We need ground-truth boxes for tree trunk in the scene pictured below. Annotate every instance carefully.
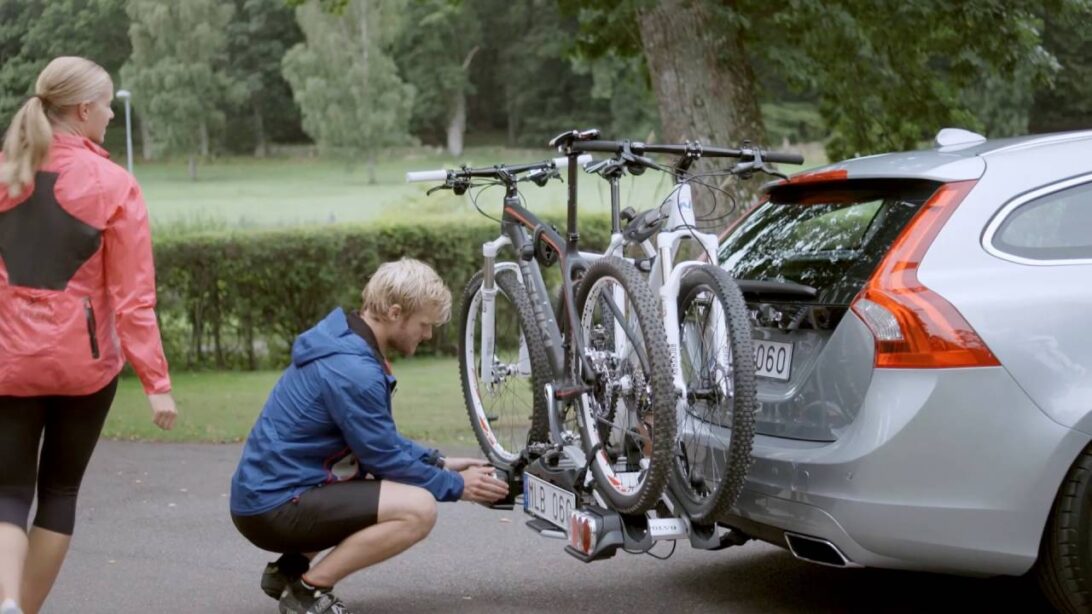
[139,115,154,161]
[188,155,197,181]
[446,46,480,157]
[190,304,203,367]
[505,93,518,147]
[199,119,210,157]
[446,91,467,156]
[244,317,256,371]
[253,110,268,158]
[637,0,765,227]
[367,151,377,185]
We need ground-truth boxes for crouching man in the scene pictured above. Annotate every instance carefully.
[230,258,508,614]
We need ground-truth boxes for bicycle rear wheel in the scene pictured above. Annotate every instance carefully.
[574,257,675,515]
[459,269,551,465]
[670,264,756,523]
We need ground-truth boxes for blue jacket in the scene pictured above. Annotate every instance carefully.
[230,308,464,515]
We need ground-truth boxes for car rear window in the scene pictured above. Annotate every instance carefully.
[718,179,942,305]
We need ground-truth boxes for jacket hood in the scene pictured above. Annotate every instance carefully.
[291,308,373,367]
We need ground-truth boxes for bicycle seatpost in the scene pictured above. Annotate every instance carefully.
[550,128,600,251]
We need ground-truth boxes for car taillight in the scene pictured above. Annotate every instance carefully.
[851,180,1000,369]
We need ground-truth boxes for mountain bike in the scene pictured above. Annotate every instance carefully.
[567,138,803,523]
[407,134,677,515]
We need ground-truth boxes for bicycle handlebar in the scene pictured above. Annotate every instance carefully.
[405,154,593,184]
[570,140,804,165]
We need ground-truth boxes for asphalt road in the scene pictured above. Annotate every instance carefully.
[40,441,1052,613]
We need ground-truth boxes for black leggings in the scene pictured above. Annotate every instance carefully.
[0,378,117,535]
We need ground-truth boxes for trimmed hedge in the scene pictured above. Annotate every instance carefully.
[154,216,612,370]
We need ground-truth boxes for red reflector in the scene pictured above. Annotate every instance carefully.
[782,169,849,185]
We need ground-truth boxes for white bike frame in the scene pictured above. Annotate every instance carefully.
[580,183,729,431]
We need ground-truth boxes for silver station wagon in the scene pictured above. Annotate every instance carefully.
[715,129,1092,613]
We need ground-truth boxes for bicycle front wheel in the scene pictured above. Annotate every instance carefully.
[574,257,675,515]
[459,269,551,466]
[670,264,756,523]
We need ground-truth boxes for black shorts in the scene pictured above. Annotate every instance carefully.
[232,479,382,554]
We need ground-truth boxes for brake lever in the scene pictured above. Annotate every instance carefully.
[619,141,652,176]
[583,158,615,176]
[426,184,450,196]
[729,160,787,180]
[759,163,788,180]
[525,168,560,187]
[730,160,757,179]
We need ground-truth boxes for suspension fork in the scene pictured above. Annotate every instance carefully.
[480,235,512,387]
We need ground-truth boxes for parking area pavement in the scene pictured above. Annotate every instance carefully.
[41,441,1051,613]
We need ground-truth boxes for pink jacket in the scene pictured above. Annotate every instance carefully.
[0,133,171,396]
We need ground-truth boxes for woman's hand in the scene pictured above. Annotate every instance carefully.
[148,393,177,430]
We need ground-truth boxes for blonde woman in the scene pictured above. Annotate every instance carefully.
[230,259,507,614]
[0,57,177,614]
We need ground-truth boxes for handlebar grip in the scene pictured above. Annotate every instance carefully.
[405,169,449,183]
[762,151,805,165]
[553,154,594,169]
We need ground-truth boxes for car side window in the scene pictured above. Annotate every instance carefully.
[993,180,1092,261]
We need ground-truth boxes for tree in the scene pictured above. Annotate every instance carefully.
[121,0,242,179]
[465,0,652,148]
[571,51,660,141]
[0,0,131,125]
[393,0,481,155]
[1029,6,1092,133]
[282,0,414,182]
[226,0,306,156]
[562,0,1082,223]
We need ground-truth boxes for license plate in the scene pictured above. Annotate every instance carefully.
[754,339,793,381]
[523,472,576,530]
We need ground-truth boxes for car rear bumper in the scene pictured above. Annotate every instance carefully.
[719,366,1090,576]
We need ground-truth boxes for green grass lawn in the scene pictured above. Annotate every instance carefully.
[103,357,483,448]
[137,145,825,232]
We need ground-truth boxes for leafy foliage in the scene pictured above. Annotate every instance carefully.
[0,0,130,124]
[154,216,613,369]
[223,0,307,153]
[563,0,1089,158]
[120,0,243,167]
[282,0,415,165]
[392,0,481,145]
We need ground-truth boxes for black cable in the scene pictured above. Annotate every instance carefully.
[680,172,742,223]
[623,539,678,560]
[469,181,504,224]
[645,539,678,560]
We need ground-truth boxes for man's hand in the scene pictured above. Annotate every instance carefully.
[459,465,509,504]
[148,393,177,430]
[443,457,490,472]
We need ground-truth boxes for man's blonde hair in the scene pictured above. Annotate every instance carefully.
[361,258,452,323]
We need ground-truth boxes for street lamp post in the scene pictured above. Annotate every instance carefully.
[115,89,133,175]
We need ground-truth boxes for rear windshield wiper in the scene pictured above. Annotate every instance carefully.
[735,279,819,302]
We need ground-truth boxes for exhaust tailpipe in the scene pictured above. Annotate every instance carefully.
[784,532,856,568]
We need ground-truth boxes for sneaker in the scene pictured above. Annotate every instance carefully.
[262,553,311,600]
[278,578,353,614]
[261,561,293,599]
